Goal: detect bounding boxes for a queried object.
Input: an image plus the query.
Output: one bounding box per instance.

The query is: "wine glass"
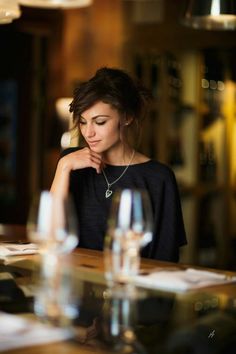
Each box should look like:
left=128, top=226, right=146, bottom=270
left=27, top=191, right=79, bottom=326
left=27, top=190, right=79, bottom=254
left=104, top=188, right=153, bottom=286
left=102, top=286, right=147, bottom=354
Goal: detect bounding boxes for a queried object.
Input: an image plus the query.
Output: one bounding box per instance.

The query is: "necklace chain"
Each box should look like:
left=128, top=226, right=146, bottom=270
left=102, top=150, right=135, bottom=198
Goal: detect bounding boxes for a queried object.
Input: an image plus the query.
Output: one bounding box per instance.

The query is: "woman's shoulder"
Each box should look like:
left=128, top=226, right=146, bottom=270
left=133, top=152, right=175, bottom=178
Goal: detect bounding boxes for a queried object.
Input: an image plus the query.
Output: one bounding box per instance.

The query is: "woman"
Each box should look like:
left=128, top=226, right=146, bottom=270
left=51, top=67, right=186, bottom=262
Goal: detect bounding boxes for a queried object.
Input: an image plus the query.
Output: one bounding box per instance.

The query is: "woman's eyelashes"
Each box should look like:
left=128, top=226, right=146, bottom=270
left=79, top=119, right=106, bottom=126
left=96, top=120, right=106, bottom=125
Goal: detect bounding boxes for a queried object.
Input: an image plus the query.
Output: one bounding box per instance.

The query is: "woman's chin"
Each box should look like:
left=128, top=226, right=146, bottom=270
left=89, top=145, right=103, bottom=153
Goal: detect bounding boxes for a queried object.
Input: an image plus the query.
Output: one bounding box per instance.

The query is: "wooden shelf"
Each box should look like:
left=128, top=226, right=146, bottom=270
left=232, top=188, right=236, bottom=198
left=125, top=39, right=236, bottom=268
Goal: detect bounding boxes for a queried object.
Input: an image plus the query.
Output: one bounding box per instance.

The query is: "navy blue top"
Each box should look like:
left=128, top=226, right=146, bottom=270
left=61, top=148, right=187, bottom=262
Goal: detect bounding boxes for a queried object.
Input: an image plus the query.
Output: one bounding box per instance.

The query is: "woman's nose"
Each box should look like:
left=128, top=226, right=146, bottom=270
left=85, top=123, right=95, bottom=138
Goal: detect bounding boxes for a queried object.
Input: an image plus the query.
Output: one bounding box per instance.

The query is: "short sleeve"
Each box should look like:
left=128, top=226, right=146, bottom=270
left=143, top=167, right=187, bottom=262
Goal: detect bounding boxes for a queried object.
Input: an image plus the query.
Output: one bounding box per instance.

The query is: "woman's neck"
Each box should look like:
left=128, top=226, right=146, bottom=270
left=102, top=144, right=134, bottom=166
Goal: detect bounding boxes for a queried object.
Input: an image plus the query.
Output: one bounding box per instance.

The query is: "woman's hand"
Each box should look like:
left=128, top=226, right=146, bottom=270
left=50, top=147, right=103, bottom=197
left=59, top=147, right=103, bottom=174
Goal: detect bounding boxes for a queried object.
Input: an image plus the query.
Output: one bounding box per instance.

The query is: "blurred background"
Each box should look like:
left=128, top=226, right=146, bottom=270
left=0, top=0, right=236, bottom=269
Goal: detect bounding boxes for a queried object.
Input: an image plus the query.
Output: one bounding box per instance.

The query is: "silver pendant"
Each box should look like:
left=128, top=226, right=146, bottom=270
left=105, top=189, right=113, bottom=198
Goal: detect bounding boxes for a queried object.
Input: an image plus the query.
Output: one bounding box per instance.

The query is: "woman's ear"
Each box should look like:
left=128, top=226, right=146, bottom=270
left=124, top=116, right=134, bottom=126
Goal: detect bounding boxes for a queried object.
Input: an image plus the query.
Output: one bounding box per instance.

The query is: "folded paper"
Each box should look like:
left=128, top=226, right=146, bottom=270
left=0, top=243, right=38, bottom=257
left=0, top=312, right=72, bottom=351
left=133, top=268, right=236, bottom=292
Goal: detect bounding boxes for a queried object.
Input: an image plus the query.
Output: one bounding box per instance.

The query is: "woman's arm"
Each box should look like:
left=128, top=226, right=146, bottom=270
left=50, top=147, right=103, bottom=197
left=153, top=170, right=187, bottom=262
left=143, top=167, right=187, bottom=263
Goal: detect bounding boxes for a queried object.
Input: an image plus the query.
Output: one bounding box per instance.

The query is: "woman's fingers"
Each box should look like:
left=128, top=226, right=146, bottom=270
left=68, top=147, right=103, bottom=173
left=50, top=147, right=103, bottom=196
left=89, top=152, right=103, bottom=173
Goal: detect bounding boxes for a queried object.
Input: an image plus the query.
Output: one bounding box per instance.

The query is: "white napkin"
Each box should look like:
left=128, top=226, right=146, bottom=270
left=133, top=268, right=236, bottom=292
left=0, top=312, right=72, bottom=352
left=0, top=243, right=38, bottom=257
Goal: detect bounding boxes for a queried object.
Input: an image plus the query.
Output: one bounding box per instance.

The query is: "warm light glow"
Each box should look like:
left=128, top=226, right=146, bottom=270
left=55, top=97, right=73, bottom=122
left=183, top=0, right=236, bottom=30
left=19, top=0, right=93, bottom=9
left=184, top=15, right=236, bottom=30
left=61, top=131, right=72, bottom=149
left=0, top=0, right=21, bottom=25
left=222, top=80, right=236, bottom=186
left=55, top=97, right=79, bottom=147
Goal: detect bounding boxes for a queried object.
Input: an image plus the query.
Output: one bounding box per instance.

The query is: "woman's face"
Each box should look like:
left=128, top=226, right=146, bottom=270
left=79, top=101, right=124, bottom=153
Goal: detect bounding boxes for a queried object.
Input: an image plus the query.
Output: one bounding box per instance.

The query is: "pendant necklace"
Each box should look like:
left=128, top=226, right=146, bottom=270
left=102, top=150, right=135, bottom=198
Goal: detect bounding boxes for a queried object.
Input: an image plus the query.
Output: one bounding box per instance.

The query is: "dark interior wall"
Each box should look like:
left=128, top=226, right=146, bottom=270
left=0, top=9, right=63, bottom=224
left=0, top=28, right=34, bottom=223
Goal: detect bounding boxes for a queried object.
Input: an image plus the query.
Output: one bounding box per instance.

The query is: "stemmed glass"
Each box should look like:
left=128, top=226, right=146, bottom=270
left=27, top=190, right=79, bottom=255
left=102, top=286, right=147, bottom=354
left=27, top=190, right=79, bottom=326
left=104, top=189, right=153, bottom=287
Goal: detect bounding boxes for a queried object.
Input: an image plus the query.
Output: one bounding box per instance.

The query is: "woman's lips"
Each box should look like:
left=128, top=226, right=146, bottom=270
left=87, top=140, right=100, bottom=147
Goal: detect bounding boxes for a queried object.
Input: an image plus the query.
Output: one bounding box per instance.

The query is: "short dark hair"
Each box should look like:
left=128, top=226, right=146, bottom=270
left=70, top=67, right=152, bottom=125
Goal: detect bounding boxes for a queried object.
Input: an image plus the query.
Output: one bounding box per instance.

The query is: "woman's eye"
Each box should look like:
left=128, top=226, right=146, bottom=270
left=96, top=121, right=106, bottom=125
left=79, top=120, right=86, bottom=125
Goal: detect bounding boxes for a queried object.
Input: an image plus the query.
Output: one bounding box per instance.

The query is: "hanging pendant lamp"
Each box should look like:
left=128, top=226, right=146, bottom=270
left=19, top=0, right=92, bottom=9
left=183, top=0, right=236, bottom=30
left=0, top=0, right=21, bottom=24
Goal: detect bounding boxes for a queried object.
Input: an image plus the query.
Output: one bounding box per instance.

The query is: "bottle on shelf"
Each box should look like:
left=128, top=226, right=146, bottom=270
left=168, top=137, right=184, bottom=167
left=198, top=215, right=218, bottom=268
left=150, top=55, right=160, bottom=99
left=199, top=141, right=217, bottom=183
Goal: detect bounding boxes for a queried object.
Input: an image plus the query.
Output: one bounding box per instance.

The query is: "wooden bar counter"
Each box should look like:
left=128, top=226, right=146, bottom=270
left=1, top=241, right=236, bottom=353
